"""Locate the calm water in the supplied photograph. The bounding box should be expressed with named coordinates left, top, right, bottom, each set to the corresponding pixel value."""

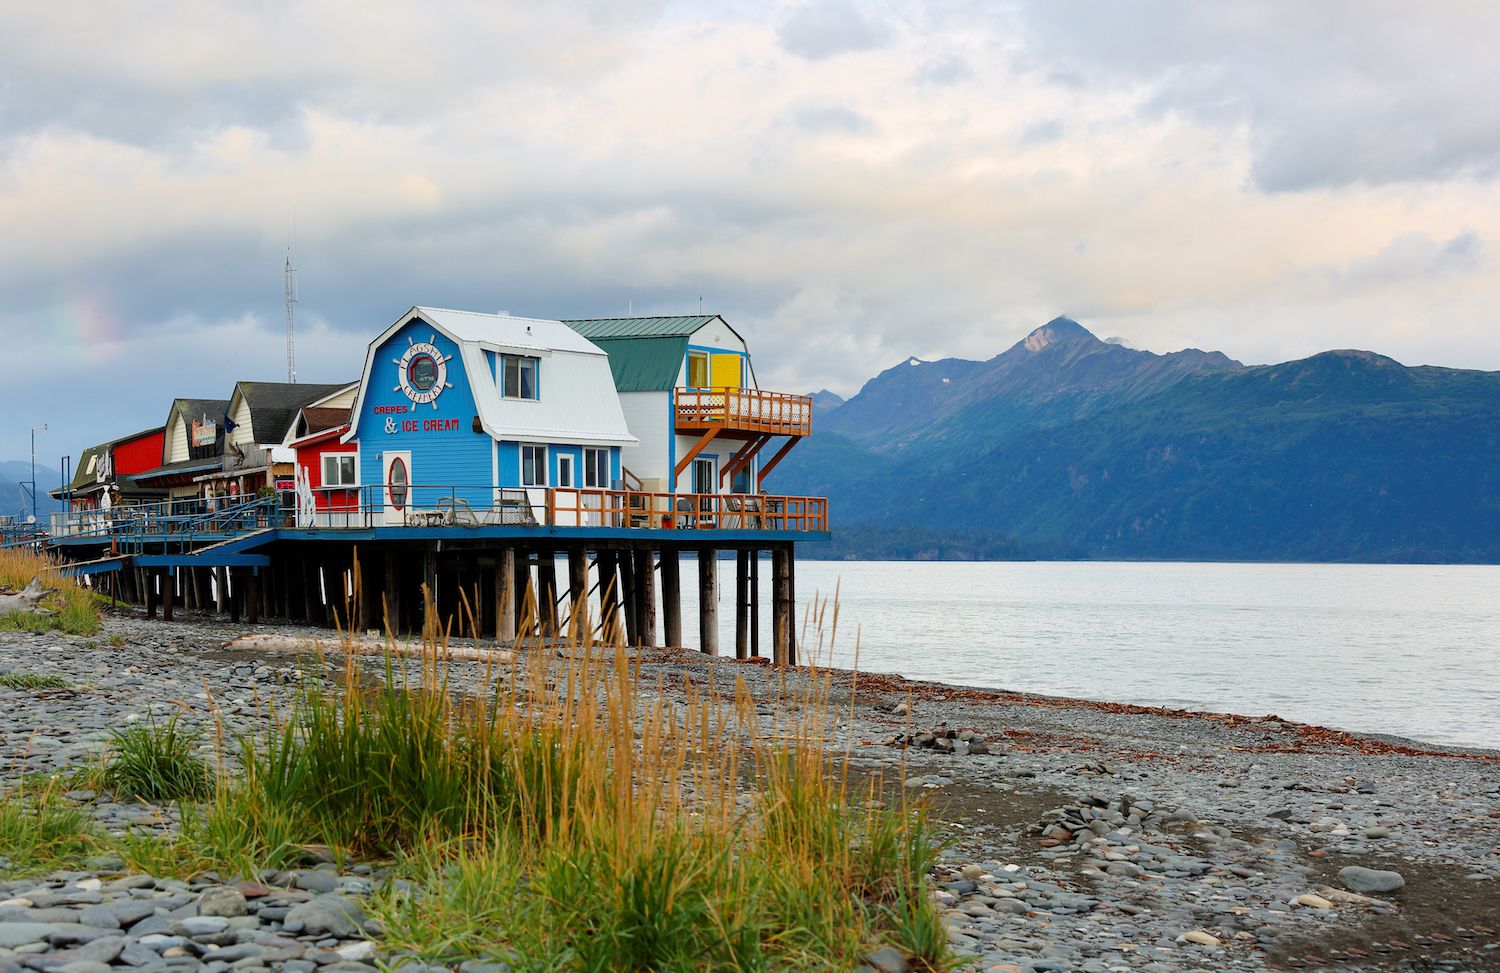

left=668, top=560, right=1500, bottom=750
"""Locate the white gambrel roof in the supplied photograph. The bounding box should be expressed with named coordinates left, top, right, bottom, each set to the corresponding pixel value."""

left=346, top=307, right=638, bottom=447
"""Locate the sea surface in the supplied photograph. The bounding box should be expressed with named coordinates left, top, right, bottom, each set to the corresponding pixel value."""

left=671, top=560, right=1500, bottom=751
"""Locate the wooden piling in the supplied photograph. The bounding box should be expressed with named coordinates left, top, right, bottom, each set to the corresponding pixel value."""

left=161, top=570, right=174, bottom=622
left=514, top=551, right=532, bottom=636
left=787, top=543, right=797, bottom=666
left=698, top=547, right=718, bottom=656
left=297, top=559, right=312, bottom=623
left=567, top=549, right=589, bottom=639
left=145, top=570, right=157, bottom=620
left=735, top=549, right=750, bottom=659
left=228, top=569, right=241, bottom=623
left=355, top=550, right=376, bottom=633
left=384, top=552, right=401, bottom=635
left=660, top=548, right=681, bottom=648
left=496, top=547, right=516, bottom=645
left=213, top=566, right=227, bottom=615
left=619, top=549, right=639, bottom=646
left=246, top=571, right=261, bottom=625
left=538, top=553, right=559, bottom=635
left=638, top=547, right=657, bottom=648
left=597, top=550, right=620, bottom=641
left=749, top=551, right=761, bottom=657
left=772, top=546, right=790, bottom=667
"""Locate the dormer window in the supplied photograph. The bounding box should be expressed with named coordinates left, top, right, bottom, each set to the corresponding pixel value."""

left=502, top=354, right=539, bottom=400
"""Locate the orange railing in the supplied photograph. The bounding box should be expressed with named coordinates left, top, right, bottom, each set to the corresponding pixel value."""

left=674, top=387, right=813, bottom=436
left=547, top=488, right=827, bottom=533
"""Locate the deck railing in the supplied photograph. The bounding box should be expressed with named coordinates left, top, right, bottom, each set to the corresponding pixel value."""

left=42, top=484, right=829, bottom=544
left=674, top=387, right=813, bottom=436
left=547, top=488, right=827, bottom=532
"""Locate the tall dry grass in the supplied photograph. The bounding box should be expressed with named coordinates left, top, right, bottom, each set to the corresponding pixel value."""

left=199, top=579, right=950, bottom=971
left=3, top=561, right=945, bottom=969
left=0, top=546, right=100, bottom=636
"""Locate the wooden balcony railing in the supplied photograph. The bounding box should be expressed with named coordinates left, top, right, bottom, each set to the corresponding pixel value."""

left=675, top=387, right=813, bottom=436
left=548, top=489, right=827, bottom=533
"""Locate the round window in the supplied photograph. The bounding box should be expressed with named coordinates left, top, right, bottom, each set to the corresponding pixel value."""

left=388, top=457, right=409, bottom=510
left=407, top=354, right=438, bottom=391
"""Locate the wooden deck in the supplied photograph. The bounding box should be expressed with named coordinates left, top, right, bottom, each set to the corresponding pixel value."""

left=674, top=387, right=812, bottom=437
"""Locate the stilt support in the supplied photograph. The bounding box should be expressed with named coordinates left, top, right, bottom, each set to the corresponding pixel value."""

left=661, top=548, right=681, bottom=648
left=698, top=547, right=718, bottom=656
left=497, top=547, right=516, bottom=645
left=734, top=549, right=750, bottom=659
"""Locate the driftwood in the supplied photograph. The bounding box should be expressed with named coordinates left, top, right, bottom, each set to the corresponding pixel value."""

left=222, top=632, right=514, bottom=665
left=0, top=578, right=48, bottom=615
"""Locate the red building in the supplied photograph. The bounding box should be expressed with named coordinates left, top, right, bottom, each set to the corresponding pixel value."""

left=289, top=407, right=358, bottom=514
left=53, top=426, right=168, bottom=510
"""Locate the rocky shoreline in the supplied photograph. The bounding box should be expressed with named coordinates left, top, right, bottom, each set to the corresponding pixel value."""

left=3, top=612, right=1498, bottom=973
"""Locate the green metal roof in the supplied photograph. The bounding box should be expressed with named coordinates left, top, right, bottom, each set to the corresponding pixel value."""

left=68, top=444, right=108, bottom=491
left=585, top=336, right=688, bottom=393
left=563, top=315, right=718, bottom=340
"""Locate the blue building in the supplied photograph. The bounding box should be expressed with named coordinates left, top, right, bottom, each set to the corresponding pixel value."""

left=344, top=307, right=637, bottom=524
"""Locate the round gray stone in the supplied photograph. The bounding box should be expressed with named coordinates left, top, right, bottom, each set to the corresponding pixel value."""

left=1338, top=865, right=1405, bottom=893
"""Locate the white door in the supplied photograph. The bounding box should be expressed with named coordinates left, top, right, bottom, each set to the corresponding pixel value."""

left=383, top=451, right=411, bottom=526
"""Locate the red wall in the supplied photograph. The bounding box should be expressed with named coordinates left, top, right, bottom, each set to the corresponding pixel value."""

left=112, top=429, right=166, bottom=475
left=296, top=435, right=359, bottom=511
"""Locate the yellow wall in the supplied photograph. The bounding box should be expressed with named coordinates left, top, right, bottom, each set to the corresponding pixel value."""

left=710, top=353, right=742, bottom=389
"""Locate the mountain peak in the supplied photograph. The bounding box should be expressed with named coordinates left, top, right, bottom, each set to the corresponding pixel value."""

left=1023, top=316, right=1096, bottom=351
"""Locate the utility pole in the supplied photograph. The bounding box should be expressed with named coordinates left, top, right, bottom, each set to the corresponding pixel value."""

left=29, top=423, right=47, bottom=524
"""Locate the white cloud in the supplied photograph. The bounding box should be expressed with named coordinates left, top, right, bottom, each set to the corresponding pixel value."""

left=0, top=0, right=1498, bottom=458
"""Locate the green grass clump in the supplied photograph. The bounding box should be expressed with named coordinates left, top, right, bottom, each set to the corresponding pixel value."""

left=0, top=780, right=98, bottom=874
left=327, top=588, right=948, bottom=971
left=0, top=671, right=69, bottom=690
left=102, top=714, right=212, bottom=803
left=72, top=576, right=950, bottom=971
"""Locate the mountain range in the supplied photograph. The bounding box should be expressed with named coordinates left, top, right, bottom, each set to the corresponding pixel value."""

left=0, top=461, right=63, bottom=523
left=778, top=317, right=1500, bottom=563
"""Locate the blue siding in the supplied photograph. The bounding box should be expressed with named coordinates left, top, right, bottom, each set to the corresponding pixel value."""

left=497, top=440, right=521, bottom=487
left=355, top=321, right=492, bottom=507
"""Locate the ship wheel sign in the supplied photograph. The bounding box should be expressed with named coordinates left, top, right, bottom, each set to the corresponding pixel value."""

left=393, top=334, right=453, bottom=408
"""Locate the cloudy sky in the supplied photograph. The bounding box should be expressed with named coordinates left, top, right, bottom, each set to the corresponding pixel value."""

left=3, top=0, right=1499, bottom=462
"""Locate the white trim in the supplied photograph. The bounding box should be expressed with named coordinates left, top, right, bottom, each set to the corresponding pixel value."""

left=321, top=452, right=360, bottom=488
left=556, top=452, right=575, bottom=489
left=690, top=455, right=718, bottom=494
left=583, top=446, right=609, bottom=489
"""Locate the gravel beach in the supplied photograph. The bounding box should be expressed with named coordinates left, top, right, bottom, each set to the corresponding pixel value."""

left=3, top=610, right=1497, bottom=973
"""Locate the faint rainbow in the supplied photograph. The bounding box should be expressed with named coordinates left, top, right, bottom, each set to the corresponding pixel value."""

left=48, top=292, right=124, bottom=362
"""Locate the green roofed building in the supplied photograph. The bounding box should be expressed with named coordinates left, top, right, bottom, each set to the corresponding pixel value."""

left=561, top=315, right=811, bottom=499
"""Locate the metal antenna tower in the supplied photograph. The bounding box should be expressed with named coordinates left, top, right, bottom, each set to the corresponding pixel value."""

left=284, top=249, right=297, bottom=383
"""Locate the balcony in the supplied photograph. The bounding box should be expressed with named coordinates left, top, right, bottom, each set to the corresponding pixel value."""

left=674, top=387, right=812, bottom=437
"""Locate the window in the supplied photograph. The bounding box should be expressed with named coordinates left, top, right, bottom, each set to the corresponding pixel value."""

left=583, top=447, right=610, bottom=488
left=322, top=454, right=357, bottom=487
left=692, top=457, right=715, bottom=495
left=521, top=445, right=547, bottom=486
left=502, top=355, right=539, bottom=399
left=557, top=454, right=574, bottom=488
left=687, top=351, right=709, bottom=388
left=388, top=457, right=408, bottom=509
